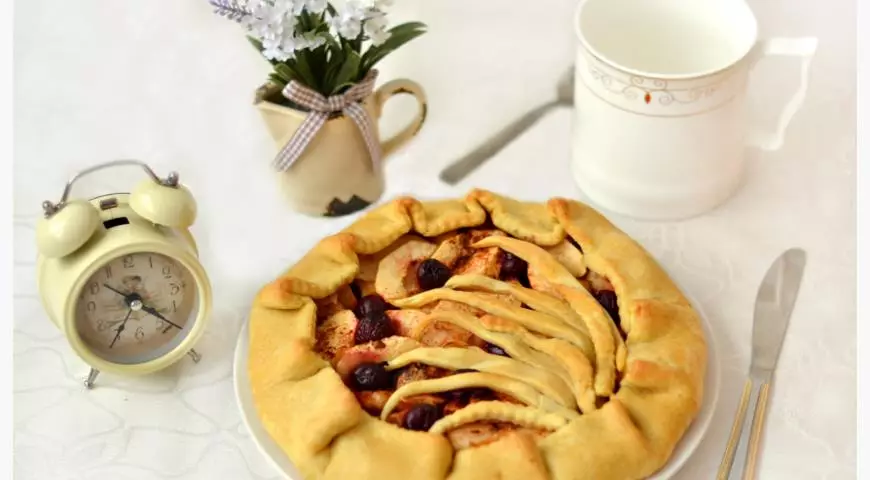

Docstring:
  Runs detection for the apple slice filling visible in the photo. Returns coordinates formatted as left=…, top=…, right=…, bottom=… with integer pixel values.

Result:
left=312, top=224, right=625, bottom=448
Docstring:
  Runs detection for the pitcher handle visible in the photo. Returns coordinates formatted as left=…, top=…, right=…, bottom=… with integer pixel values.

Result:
left=373, top=79, right=428, bottom=158
left=747, top=37, right=818, bottom=151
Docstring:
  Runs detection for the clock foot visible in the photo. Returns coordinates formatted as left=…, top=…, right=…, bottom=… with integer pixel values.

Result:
left=84, top=368, right=100, bottom=389
left=187, top=349, right=202, bottom=364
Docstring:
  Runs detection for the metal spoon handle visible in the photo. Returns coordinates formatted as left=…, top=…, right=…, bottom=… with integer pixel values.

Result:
left=439, top=101, right=562, bottom=185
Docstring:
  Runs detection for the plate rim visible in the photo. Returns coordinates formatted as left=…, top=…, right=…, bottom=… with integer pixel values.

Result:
left=233, top=291, right=721, bottom=480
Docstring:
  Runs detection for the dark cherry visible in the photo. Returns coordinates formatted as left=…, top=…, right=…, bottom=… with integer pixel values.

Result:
left=417, top=259, right=452, bottom=291
left=500, top=251, right=529, bottom=280
left=484, top=343, right=509, bottom=357
left=352, top=362, right=394, bottom=391
left=594, top=290, right=620, bottom=326
left=349, top=281, right=363, bottom=300
left=518, top=273, right=531, bottom=289
left=468, top=388, right=495, bottom=402
left=355, top=294, right=389, bottom=319
left=354, top=310, right=394, bottom=344
left=403, top=403, right=443, bottom=431
left=447, top=387, right=494, bottom=405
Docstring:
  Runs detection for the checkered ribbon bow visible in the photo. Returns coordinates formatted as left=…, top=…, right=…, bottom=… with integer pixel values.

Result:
left=272, top=69, right=381, bottom=172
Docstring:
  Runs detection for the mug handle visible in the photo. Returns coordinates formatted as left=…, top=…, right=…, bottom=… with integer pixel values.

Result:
left=747, top=37, right=818, bottom=151
left=373, top=79, right=428, bottom=158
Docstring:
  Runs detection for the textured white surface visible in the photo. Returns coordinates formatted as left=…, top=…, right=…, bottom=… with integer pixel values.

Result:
left=13, top=0, right=855, bottom=479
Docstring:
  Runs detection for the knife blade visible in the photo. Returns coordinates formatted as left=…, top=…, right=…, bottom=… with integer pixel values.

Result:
left=750, top=248, right=807, bottom=378
left=718, top=248, right=807, bottom=480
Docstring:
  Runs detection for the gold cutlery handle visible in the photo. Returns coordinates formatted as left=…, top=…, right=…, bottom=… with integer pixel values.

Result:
left=744, top=382, right=771, bottom=479
left=717, top=377, right=771, bottom=480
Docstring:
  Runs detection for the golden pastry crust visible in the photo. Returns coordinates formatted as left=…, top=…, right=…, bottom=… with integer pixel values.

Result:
left=248, top=189, right=707, bottom=480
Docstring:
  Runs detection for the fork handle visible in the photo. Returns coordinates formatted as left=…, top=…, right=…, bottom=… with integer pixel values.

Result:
left=439, top=101, right=561, bottom=185
left=717, top=378, right=772, bottom=480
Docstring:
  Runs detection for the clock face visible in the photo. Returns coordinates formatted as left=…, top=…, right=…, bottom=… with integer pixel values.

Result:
left=74, top=252, right=198, bottom=364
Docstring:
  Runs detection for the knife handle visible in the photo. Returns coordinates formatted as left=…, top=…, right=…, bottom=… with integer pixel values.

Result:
left=744, top=382, right=771, bottom=479
left=717, top=378, right=770, bottom=480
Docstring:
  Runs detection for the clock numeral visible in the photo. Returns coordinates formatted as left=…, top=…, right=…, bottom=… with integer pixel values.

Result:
left=170, top=283, right=180, bottom=296
left=123, top=255, right=135, bottom=269
left=87, top=301, right=96, bottom=312
left=134, top=326, right=145, bottom=342
left=149, top=256, right=153, bottom=268
left=162, top=324, right=172, bottom=334
left=162, top=266, right=172, bottom=279
left=105, top=266, right=112, bottom=278
left=172, top=300, right=178, bottom=313
left=89, top=282, right=99, bottom=295
left=97, top=320, right=107, bottom=331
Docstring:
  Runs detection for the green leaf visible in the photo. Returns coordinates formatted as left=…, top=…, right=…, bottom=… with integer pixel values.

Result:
left=247, top=36, right=264, bottom=51
left=388, top=21, right=428, bottom=36
left=351, top=36, right=363, bottom=54
left=290, top=54, right=320, bottom=90
left=331, top=81, right=359, bottom=94
left=321, top=31, right=341, bottom=51
left=304, top=45, right=328, bottom=85
left=320, top=33, right=347, bottom=93
left=273, top=63, right=297, bottom=83
left=361, top=24, right=427, bottom=71
left=330, top=49, right=362, bottom=94
left=287, top=56, right=320, bottom=91
left=268, top=73, right=287, bottom=87
left=321, top=52, right=344, bottom=94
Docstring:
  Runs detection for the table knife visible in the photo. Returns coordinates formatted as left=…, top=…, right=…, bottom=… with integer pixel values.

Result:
left=717, top=248, right=807, bottom=480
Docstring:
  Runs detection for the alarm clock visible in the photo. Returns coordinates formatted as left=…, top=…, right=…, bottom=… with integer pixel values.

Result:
left=35, top=159, right=213, bottom=389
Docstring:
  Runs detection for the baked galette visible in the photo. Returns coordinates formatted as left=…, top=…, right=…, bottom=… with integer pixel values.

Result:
left=248, top=189, right=707, bottom=480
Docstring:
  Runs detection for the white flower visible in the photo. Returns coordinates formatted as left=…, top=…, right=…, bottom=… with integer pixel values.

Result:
left=330, top=0, right=367, bottom=39
left=243, top=3, right=280, bottom=38
left=280, top=34, right=304, bottom=54
left=356, top=0, right=392, bottom=9
left=243, top=0, right=312, bottom=60
left=261, top=34, right=292, bottom=61
left=299, top=31, right=327, bottom=49
left=305, top=0, right=328, bottom=14
left=363, top=13, right=390, bottom=46
left=372, top=0, right=393, bottom=9
left=289, top=0, right=307, bottom=15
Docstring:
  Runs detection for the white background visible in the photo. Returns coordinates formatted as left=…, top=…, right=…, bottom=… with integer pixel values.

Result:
left=12, top=0, right=857, bottom=479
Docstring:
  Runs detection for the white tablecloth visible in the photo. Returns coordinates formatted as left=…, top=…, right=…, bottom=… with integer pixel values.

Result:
left=13, top=0, right=856, bottom=478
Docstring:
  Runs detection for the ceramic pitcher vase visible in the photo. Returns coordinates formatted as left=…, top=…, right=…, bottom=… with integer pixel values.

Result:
left=255, top=79, right=427, bottom=217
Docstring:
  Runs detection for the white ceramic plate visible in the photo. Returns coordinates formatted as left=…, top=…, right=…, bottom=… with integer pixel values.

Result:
left=233, top=295, right=720, bottom=480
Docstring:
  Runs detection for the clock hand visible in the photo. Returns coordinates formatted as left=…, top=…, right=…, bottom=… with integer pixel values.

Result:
left=97, top=318, right=125, bottom=332
left=102, top=283, right=182, bottom=330
left=103, top=283, right=128, bottom=297
left=109, top=309, right=133, bottom=349
left=140, top=304, right=183, bottom=330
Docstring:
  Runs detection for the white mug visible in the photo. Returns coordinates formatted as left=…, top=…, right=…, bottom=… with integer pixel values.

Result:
left=570, top=0, right=818, bottom=220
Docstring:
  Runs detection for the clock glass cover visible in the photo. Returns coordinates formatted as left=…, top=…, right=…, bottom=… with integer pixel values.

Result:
left=74, top=252, right=198, bottom=364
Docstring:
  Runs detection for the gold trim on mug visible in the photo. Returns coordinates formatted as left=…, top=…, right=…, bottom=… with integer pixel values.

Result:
left=577, top=75, right=743, bottom=118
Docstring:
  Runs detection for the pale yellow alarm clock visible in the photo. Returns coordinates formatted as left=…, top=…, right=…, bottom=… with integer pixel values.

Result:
left=36, top=159, right=213, bottom=389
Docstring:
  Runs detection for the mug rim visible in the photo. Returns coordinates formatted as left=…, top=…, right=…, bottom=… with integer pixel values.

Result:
left=573, top=0, right=759, bottom=80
